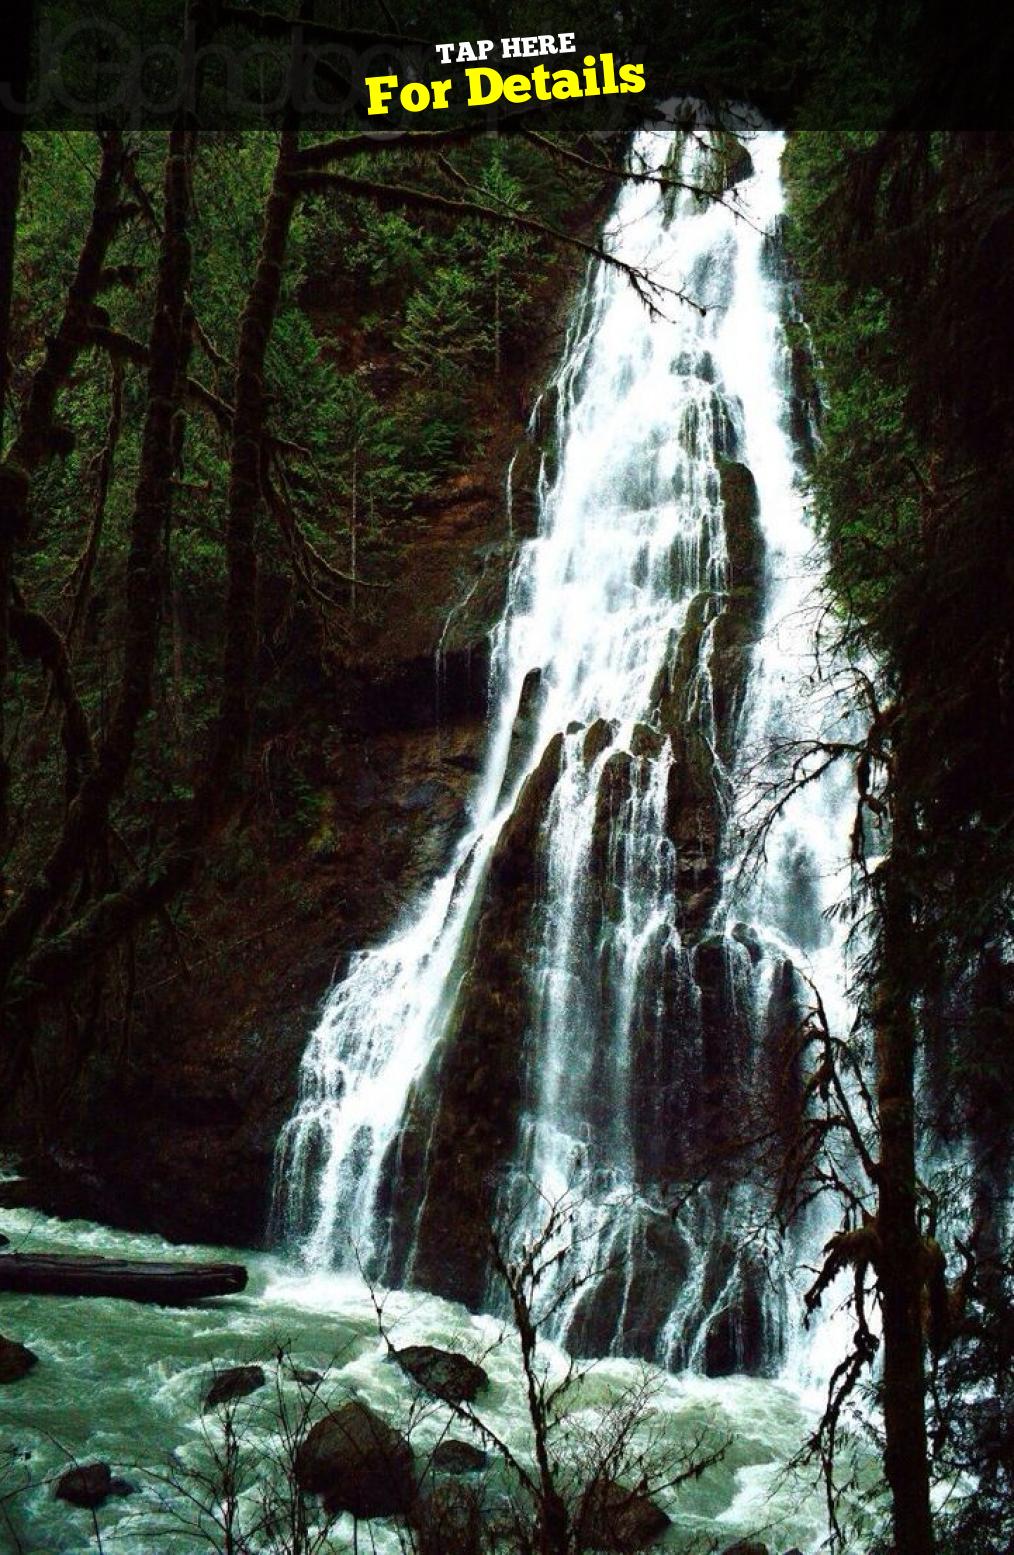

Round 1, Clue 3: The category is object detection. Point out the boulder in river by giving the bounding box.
[577,1479,671,1551]
[431,1438,488,1474]
[204,1364,266,1409]
[413,1477,485,1555]
[54,1462,112,1509]
[288,1364,324,1386]
[294,1400,414,1518]
[720,1543,769,1555]
[394,1345,489,1404]
[0,1334,37,1384]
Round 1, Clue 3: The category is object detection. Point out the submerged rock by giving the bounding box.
[431,1439,488,1474]
[204,1364,266,1409]
[294,1401,414,1518]
[720,1543,769,1555]
[577,1479,671,1551]
[55,1462,112,1509]
[289,1364,324,1386]
[394,1345,489,1404]
[0,1334,37,1383]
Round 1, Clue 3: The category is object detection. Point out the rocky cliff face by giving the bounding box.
[1,249,580,1249]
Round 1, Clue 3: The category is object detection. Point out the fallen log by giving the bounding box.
[0,1253,247,1303]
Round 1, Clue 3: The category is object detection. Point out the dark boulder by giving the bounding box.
[394,1345,489,1404]
[413,1478,485,1555]
[584,716,618,766]
[431,1439,488,1474]
[294,1401,414,1519]
[55,1463,112,1509]
[0,1334,37,1384]
[720,1543,769,1555]
[204,1364,266,1409]
[577,1479,671,1551]
[717,135,754,190]
[289,1365,324,1386]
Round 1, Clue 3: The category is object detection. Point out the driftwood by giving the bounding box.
[0,1253,247,1303]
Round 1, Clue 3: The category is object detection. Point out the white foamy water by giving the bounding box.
[274,128,859,1389]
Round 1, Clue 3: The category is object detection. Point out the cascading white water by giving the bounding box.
[274,129,856,1379]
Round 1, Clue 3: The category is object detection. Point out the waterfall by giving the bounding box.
[273,129,855,1378]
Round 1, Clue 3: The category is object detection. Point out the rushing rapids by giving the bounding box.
[273,129,853,1376]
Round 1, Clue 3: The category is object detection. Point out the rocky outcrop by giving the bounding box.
[294,1401,414,1518]
[393,1345,489,1404]
[401,734,564,1306]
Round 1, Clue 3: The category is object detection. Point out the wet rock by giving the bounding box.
[583,716,617,765]
[720,462,763,589]
[711,459,765,761]
[0,1335,37,1383]
[408,734,564,1306]
[589,750,634,925]
[496,666,547,805]
[577,1479,671,1551]
[289,1365,324,1386]
[0,1233,9,1248]
[702,1245,771,1377]
[204,1364,266,1409]
[629,721,664,760]
[294,1401,414,1518]
[108,1478,135,1498]
[508,436,547,537]
[716,134,754,190]
[763,960,805,1166]
[394,1345,489,1404]
[731,921,763,964]
[720,1543,769,1555]
[431,1439,488,1474]
[414,1478,485,1555]
[55,1462,112,1509]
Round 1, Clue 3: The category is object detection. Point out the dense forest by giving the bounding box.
[0,7,1012,1555]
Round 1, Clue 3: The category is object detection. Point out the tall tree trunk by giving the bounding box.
[196,127,300,830]
[0,129,193,1064]
[0,0,35,852]
[0,130,126,856]
[6,129,303,1024]
[876,772,935,1555]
